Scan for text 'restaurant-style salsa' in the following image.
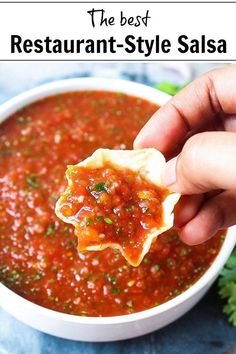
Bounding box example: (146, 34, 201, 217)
(56, 163, 168, 266)
(0, 91, 224, 317)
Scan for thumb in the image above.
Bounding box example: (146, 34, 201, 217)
(162, 131, 236, 194)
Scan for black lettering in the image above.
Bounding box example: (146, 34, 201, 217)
(64, 40, 74, 53)
(11, 35, 22, 53)
(108, 37, 117, 53)
(201, 35, 206, 53)
(120, 11, 127, 26)
(34, 39, 43, 53)
(44, 36, 52, 53)
(144, 39, 154, 57)
(218, 39, 227, 53)
(136, 37, 145, 54)
(207, 39, 216, 53)
(76, 39, 85, 53)
(142, 10, 151, 26)
(85, 39, 94, 53)
(87, 8, 114, 27)
(161, 39, 171, 53)
(178, 35, 189, 54)
(124, 35, 136, 53)
(128, 17, 134, 25)
(190, 39, 199, 53)
(52, 40, 62, 53)
(87, 8, 98, 28)
(97, 39, 107, 53)
(23, 39, 33, 53)
(121, 10, 151, 27)
(135, 15, 141, 27)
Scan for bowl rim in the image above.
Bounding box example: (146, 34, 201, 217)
(0, 77, 170, 121)
(0, 77, 235, 326)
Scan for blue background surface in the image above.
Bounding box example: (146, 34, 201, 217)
(0, 63, 235, 353)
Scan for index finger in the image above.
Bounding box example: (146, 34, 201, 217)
(134, 65, 236, 153)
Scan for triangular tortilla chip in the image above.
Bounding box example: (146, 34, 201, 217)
(55, 148, 180, 266)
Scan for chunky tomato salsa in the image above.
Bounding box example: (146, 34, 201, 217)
(57, 163, 168, 266)
(0, 91, 223, 317)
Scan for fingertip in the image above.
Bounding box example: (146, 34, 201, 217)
(174, 194, 204, 228)
(178, 225, 204, 246)
(133, 109, 171, 152)
(161, 156, 178, 187)
(178, 224, 207, 246)
(133, 118, 157, 149)
(133, 122, 161, 150)
(178, 215, 219, 246)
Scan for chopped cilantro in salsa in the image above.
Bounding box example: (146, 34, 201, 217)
(0, 91, 222, 317)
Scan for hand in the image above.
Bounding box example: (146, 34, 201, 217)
(134, 65, 236, 245)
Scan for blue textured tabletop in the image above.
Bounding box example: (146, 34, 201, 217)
(0, 63, 236, 354)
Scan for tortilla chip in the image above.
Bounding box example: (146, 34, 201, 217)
(55, 148, 180, 266)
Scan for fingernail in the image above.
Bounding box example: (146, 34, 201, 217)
(133, 133, 144, 149)
(133, 136, 141, 149)
(162, 156, 178, 186)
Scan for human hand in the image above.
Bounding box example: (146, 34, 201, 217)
(134, 65, 236, 245)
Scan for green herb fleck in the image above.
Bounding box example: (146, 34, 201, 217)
(67, 166, 78, 176)
(51, 265, 58, 273)
(91, 276, 98, 282)
(46, 224, 55, 236)
(11, 270, 21, 281)
(221, 235, 226, 243)
(85, 217, 93, 226)
(33, 272, 42, 281)
(104, 217, 113, 225)
(50, 194, 58, 201)
(94, 182, 107, 192)
(26, 174, 39, 188)
(106, 274, 117, 285)
(62, 299, 71, 310)
(95, 216, 104, 222)
(152, 264, 160, 272)
(54, 106, 62, 113)
(111, 288, 120, 295)
(126, 300, 133, 308)
(174, 289, 181, 295)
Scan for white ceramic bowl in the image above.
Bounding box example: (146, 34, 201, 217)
(0, 78, 235, 342)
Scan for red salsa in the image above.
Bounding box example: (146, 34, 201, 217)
(57, 163, 168, 266)
(0, 91, 224, 317)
